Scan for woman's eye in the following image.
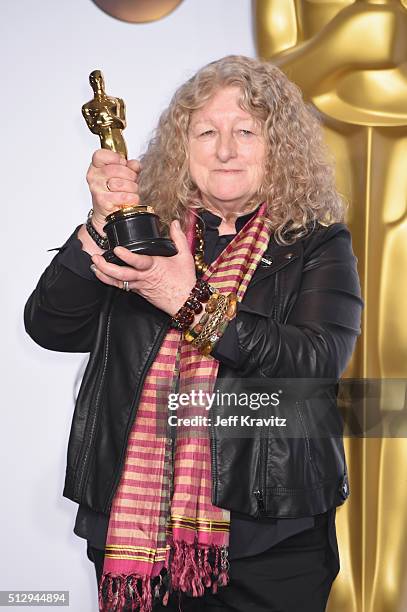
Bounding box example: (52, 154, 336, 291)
(238, 129, 253, 136)
(199, 130, 216, 137)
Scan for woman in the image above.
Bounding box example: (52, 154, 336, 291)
(24, 55, 363, 611)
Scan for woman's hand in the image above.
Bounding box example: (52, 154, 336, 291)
(86, 148, 140, 233)
(90, 220, 197, 317)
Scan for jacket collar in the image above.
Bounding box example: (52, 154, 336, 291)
(198, 204, 261, 233)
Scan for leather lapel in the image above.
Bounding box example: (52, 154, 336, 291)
(247, 239, 302, 290)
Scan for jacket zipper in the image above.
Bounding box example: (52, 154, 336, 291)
(254, 272, 280, 515)
(104, 319, 172, 513)
(253, 489, 265, 513)
(74, 313, 113, 500)
(254, 435, 268, 515)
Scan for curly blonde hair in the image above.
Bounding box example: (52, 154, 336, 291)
(138, 55, 345, 245)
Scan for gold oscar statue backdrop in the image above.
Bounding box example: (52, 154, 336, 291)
(255, 1, 407, 610)
(92, 0, 183, 23)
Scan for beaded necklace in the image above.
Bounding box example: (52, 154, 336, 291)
(194, 220, 208, 275)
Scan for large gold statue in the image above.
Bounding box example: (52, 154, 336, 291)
(255, 1, 407, 610)
(82, 70, 128, 158)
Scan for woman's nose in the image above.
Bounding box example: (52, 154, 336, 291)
(216, 132, 237, 162)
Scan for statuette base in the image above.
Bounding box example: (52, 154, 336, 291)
(102, 208, 177, 265)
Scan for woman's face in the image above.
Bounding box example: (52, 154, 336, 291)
(188, 86, 266, 216)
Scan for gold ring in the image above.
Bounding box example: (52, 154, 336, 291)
(123, 280, 130, 292)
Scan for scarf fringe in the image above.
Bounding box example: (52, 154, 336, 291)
(170, 541, 229, 598)
(98, 543, 229, 611)
(98, 572, 153, 612)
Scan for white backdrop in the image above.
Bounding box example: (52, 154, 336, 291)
(2, 1, 255, 610)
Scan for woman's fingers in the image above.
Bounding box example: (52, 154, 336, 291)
(101, 164, 139, 182)
(112, 247, 153, 270)
(91, 265, 124, 289)
(87, 150, 142, 227)
(127, 159, 141, 173)
(91, 254, 146, 282)
(91, 149, 126, 168)
(97, 191, 140, 207)
(104, 177, 138, 194)
(90, 151, 140, 179)
(90, 261, 143, 292)
(88, 164, 138, 189)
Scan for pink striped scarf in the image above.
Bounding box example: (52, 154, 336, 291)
(98, 202, 271, 611)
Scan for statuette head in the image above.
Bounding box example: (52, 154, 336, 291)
(89, 70, 105, 96)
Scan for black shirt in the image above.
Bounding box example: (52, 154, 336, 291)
(57, 206, 324, 560)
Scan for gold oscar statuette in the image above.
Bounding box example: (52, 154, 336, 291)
(82, 69, 177, 264)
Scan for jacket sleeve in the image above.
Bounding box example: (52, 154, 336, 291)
(210, 319, 240, 367)
(24, 225, 111, 353)
(215, 223, 364, 378)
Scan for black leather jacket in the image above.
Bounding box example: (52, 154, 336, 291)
(24, 220, 363, 520)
